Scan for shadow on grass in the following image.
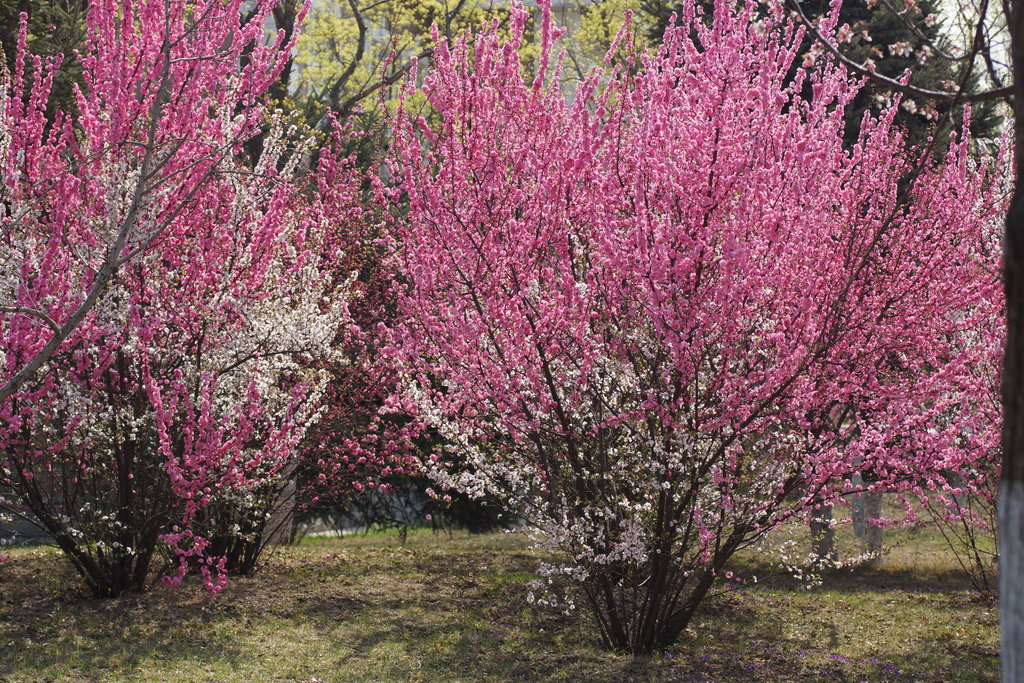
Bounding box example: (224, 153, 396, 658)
(729, 550, 981, 593)
(2, 585, 251, 679)
(0, 536, 999, 682)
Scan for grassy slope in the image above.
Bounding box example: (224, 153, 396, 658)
(0, 522, 999, 682)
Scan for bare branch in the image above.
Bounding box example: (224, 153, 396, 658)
(326, 0, 369, 113)
(335, 49, 433, 121)
(0, 306, 61, 334)
(981, 19, 1009, 89)
(786, 0, 1012, 102)
(875, 0, 966, 62)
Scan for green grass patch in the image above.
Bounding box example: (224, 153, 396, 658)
(0, 521, 998, 682)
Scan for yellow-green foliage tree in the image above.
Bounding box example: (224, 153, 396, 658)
(551, 0, 657, 80)
(294, 0, 504, 126)
(291, 0, 660, 134)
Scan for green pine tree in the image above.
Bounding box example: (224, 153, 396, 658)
(1, 0, 88, 115)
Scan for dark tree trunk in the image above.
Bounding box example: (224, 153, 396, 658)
(1003, 6, 1024, 681)
(1001, 192, 1024, 682)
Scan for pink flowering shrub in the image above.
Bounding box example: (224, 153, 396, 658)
(0, 0, 356, 597)
(914, 259, 1004, 594)
(298, 139, 425, 515)
(388, 0, 1005, 652)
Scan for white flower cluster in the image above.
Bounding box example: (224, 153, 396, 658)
(412, 326, 824, 610)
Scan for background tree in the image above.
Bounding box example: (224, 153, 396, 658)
(0, 0, 88, 115)
(280, 0, 503, 166)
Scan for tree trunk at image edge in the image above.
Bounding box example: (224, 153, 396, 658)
(1004, 6, 1024, 680)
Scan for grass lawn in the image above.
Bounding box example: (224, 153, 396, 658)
(0, 519, 999, 682)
